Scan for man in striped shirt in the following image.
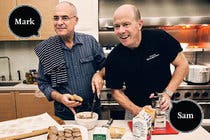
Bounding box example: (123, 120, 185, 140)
(35, 1, 105, 120)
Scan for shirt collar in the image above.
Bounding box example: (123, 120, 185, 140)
(74, 32, 83, 46)
(59, 32, 83, 49)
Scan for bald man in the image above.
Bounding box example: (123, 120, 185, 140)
(105, 4, 189, 119)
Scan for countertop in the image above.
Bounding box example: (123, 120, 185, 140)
(0, 83, 112, 91)
(1, 81, 210, 91)
(23, 120, 210, 140)
(0, 83, 39, 91)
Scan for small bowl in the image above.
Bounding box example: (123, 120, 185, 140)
(75, 111, 98, 130)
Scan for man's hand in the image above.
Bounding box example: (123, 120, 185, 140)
(91, 71, 104, 94)
(60, 94, 82, 114)
(149, 93, 171, 111)
(160, 93, 171, 111)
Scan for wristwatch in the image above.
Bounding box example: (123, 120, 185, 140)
(164, 89, 174, 97)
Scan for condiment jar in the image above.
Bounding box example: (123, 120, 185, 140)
(153, 92, 166, 129)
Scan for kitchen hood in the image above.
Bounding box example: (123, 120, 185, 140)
(99, 0, 210, 29)
(99, 16, 210, 30)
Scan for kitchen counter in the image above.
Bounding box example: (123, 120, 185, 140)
(1, 81, 209, 91)
(0, 83, 39, 91)
(202, 119, 210, 126)
(23, 120, 210, 140)
(0, 83, 112, 91)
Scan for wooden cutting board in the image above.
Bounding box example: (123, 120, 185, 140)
(50, 114, 65, 125)
(0, 113, 63, 140)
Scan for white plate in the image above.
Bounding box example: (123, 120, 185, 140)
(58, 124, 88, 139)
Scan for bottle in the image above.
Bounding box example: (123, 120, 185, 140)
(25, 72, 33, 84)
(153, 92, 166, 129)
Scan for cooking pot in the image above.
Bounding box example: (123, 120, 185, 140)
(185, 65, 210, 84)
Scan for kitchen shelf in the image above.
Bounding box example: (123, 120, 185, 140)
(183, 48, 210, 52)
(183, 48, 204, 52)
(203, 48, 210, 51)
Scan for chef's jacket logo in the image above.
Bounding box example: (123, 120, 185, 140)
(146, 53, 160, 61)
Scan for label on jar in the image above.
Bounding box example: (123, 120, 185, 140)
(154, 113, 166, 129)
(154, 108, 166, 129)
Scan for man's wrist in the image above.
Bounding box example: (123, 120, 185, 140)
(133, 107, 142, 116)
(96, 70, 103, 78)
(164, 89, 174, 97)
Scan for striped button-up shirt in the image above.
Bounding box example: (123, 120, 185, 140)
(37, 32, 105, 106)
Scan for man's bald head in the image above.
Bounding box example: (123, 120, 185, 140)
(113, 4, 141, 21)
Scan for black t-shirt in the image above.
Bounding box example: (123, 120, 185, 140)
(105, 29, 182, 106)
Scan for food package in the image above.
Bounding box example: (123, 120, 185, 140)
(109, 126, 126, 139)
(93, 127, 109, 140)
(138, 106, 156, 127)
(132, 106, 155, 140)
(133, 116, 148, 140)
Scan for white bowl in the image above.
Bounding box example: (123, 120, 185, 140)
(75, 111, 98, 130)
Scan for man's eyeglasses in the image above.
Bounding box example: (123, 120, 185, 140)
(53, 15, 76, 22)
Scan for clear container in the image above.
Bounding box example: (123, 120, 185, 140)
(153, 92, 166, 129)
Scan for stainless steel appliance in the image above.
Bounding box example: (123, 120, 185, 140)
(100, 89, 125, 120)
(185, 65, 210, 84)
(99, 83, 210, 120)
(172, 83, 210, 119)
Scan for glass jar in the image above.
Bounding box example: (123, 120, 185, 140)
(153, 92, 166, 129)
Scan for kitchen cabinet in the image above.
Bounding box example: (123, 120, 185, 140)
(0, 90, 54, 121)
(16, 0, 58, 40)
(0, 0, 58, 41)
(0, 0, 98, 41)
(0, 91, 17, 122)
(0, 0, 18, 41)
(15, 90, 54, 118)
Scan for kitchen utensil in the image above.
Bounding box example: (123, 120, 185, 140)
(102, 118, 113, 128)
(91, 93, 97, 118)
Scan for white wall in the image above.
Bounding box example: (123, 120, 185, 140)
(0, 41, 40, 81)
(59, 0, 99, 40)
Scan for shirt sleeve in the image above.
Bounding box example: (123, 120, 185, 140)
(37, 62, 54, 101)
(91, 36, 106, 70)
(160, 30, 183, 63)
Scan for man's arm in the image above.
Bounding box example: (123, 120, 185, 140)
(37, 62, 81, 114)
(161, 52, 189, 110)
(112, 89, 142, 116)
(37, 62, 54, 101)
(91, 35, 106, 94)
(166, 52, 189, 93)
(91, 67, 105, 94)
